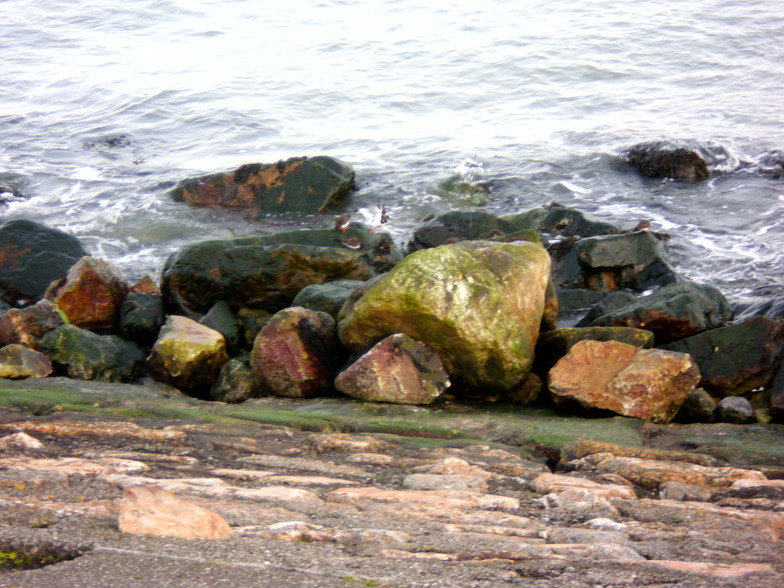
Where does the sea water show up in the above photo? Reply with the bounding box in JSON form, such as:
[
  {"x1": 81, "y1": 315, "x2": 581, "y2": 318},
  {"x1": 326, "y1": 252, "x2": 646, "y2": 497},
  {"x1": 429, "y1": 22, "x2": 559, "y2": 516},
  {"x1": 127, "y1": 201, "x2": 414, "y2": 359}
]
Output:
[{"x1": 1, "y1": 0, "x2": 782, "y2": 312}]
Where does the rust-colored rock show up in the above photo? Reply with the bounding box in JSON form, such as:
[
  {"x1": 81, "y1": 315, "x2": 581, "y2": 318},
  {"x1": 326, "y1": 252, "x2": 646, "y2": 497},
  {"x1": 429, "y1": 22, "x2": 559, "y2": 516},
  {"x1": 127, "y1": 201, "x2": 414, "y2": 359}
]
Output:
[
  {"x1": 0, "y1": 300, "x2": 64, "y2": 351},
  {"x1": 53, "y1": 256, "x2": 129, "y2": 329},
  {"x1": 548, "y1": 340, "x2": 700, "y2": 423},
  {"x1": 0, "y1": 343, "x2": 53, "y2": 378},
  {"x1": 130, "y1": 275, "x2": 160, "y2": 295}
]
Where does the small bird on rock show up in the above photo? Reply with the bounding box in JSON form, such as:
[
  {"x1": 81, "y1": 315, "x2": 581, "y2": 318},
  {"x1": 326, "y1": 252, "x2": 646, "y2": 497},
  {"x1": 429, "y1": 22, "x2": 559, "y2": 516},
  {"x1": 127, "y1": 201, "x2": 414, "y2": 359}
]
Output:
[{"x1": 334, "y1": 214, "x2": 351, "y2": 232}]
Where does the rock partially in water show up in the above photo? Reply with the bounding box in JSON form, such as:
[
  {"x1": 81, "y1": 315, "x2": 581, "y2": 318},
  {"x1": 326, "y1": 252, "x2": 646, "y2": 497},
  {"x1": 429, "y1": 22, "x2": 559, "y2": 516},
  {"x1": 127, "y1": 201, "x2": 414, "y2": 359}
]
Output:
[
  {"x1": 548, "y1": 340, "x2": 700, "y2": 423},
  {"x1": 588, "y1": 281, "x2": 733, "y2": 344},
  {"x1": 170, "y1": 155, "x2": 355, "y2": 215},
  {"x1": 52, "y1": 256, "x2": 129, "y2": 330},
  {"x1": 0, "y1": 300, "x2": 65, "y2": 351},
  {"x1": 147, "y1": 316, "x2": 228, "y2": 393},
  {"x1": 0, "y1": 219, "x2": 88, "y2": 303},
  {"x1": 251, "y1": 307, "x2": 344, "y2": 399},
  {"x1": 0, "y1": 344, "x2": 53, "y2": 379},
  {"x1": 622, "y1": 141, "x2": 710, "y2": 180},
  {"x1": 504, "y1": 203, "x2": 621, "y2": 238},
  {"x1": 408, "y1": 211, "x2": 518, "y2": 252},
  {"x1": 338, "y1": 240, "x2": 551, "y2": 394},
  {"x1": 335, "y1": 333, "x2": 449, "y2": 405},
  {"x1": 660, "y1": 316, "x2": 784, "y2": 397},
  {"x1": 41, "y1": 324, "x2": 146, "y2": 383}
]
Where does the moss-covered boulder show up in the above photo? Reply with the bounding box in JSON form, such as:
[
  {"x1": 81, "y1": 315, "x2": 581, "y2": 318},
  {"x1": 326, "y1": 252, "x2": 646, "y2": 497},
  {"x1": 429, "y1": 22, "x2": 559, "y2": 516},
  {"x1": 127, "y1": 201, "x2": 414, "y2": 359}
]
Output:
[
  {"x1": 0, "y1": 344, "x2": 53, "y2": 379},
  {"x1": 338, "y1": 240, "x2": 551, "y2": 394},
  {"x1": 161, "y1": 239, "x2": 378, "y2": 318},
  {"x1": 660, "y1": 316, "x2": 784, "y2": 397},
  {"x1": 170, "y1": 156, "x2": 355, "y2": 215},
  {"x1": 209, "y1": 357, "x2": 259, "y2": 403},
  {"x1": 0, "y1": 219, "x2": 88, "y2": 303},
  {"x1": 588, "y1": 281, "x2": 733, "y2": 344},
  {"x1": 147, "y1": 316, "x2": 229, "y2": 393},
  {"x1": 622, "y1": 141, "x2": 709, "y2": 180},
  {"x1": 40, "y1": 325, "x2": 146, "y2": 383},
  {"x1": 250, "y1": 307, "x2": 345, "y2": 398},
  {"x1": 52, "y1": 256, "x2": 129, "y2": 329}
]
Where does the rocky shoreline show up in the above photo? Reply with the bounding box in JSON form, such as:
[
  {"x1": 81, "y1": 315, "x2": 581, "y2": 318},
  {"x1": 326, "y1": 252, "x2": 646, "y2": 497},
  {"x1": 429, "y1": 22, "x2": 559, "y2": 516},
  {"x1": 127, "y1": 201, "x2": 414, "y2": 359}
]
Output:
[{"x1": 0, "y1": 142, "x2": 782, "y2": 585}]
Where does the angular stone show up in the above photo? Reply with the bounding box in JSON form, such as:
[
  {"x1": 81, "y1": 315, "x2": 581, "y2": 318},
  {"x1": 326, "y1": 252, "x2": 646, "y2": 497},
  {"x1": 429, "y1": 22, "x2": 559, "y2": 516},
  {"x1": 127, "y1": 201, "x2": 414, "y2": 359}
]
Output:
[
  {"x1": 147, "y1": 316, "x2": 229, "y2": 393},
  {"x1": 0, "y1": 344, "x2": 53, "y2": 379},
  {"x1": 119, "y1": 292, "x2": 165, "y2": 347},
  {"x1": 531, "y1": 473, "x2": 636, "y2": 499},
  {"x1": 0, "y1": 432, "x2": 45, "y2": 450},
  {"x1": 0, "y1": 219, "x2": 88, "y2": 303},
  {"x1": 40, "y1": 325, "x2": 146, "y2": 383},
  {"x1": 129, "y1": 275, "x2": 159, "y2": 295},
  {"x1": 403, "y1": 474, "x2": 489, "y2": 493},
  {"x1": 53, "y1": 256, "x2": 129, "y2": 329},
  {"x1": 291, "y1": 279, "x2": 365, "y2": 319},
  {"x1": 588, "y1": 281, "x2": 733, "y2": 344},
  {"x1": 0, "y1": 300, "x2": 65, "y2": 351},
  {"x1": 199, "y1": 300, "x2": 241, "y2": 352},
  {"x1": 117, "y1": 485, "x2": 232, "y2": 540},
  {"x1": 170, "y1": 155, "x2": 355, "y2": 215},
  {"x1": 335, "y1": 333, "x2": 449, "y2": 405},
  {"x1": 250, "y1": 307, "x2": 344, "y2": 398},
  {"x1": 208, "y1": 357, "x2": 259, "y2": 403},
  {"x1": 622, "y1": 141, "x2": 710, "y2": 180},
  {"x1": 338, "y1": 240, "x2": 551, "y2": 393},
  {"x1": 548, "y1": 340, "x2": 700, "y2": 423},
  {"x1": 660, "y1": 316, "x2": 784, "y2": 397}
]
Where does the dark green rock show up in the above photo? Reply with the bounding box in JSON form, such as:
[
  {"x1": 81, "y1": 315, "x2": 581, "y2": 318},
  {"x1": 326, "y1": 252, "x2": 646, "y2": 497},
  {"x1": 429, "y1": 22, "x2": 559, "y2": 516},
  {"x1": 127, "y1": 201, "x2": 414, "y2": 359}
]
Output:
[
  {"x1": 659, "y1": 316, "x2": 784, "y2": 397},
  {"x1": 622, "y1": 141, "x2": 709, "y2": 180},
  {"x1": 674, "y1": 388, "x2": 718, "y2": 423},
  {"x1": 589, "y1": 281, "x2": 733, "y2": 344},
  {"x1": 40, "y1": 325, "x2": 146, "y2": 383},
  {"x1": 533, "y1": 326, "x2": 654, "y2": 377},
  {"x1": 209, "y1": 357, "x2": 259, "y2": 403},
  {"x1": 170, "y1": 155, "x2": 355, "y2": 215},
  {"x1": 119, "y1": 292, "x2": 165, "y2": 348},
  {"x1": 199, "y1": 301, "x2": 241, "y2": 352},
  {"x1": 571, "y1": 290, "x2": 638, "y2": 327},
  {"x1": 408, "y1": 211, "x2": 518, "y2": 252},
  {"x1": 0, "y1": 219, "x2": 88, "y2": 302},
  {"x1": 291, "y1": 280, "x2": 365, "y2": 319},
  {"x1": 503, "y1": 204, "x2": 621, "y2": 238}
]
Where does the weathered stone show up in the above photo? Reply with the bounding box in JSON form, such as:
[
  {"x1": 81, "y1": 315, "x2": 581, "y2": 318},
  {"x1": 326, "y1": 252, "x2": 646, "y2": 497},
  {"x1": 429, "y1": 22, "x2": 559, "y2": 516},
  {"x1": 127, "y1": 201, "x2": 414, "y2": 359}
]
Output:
[
  {"x1": 291, "y1": 279, "x2": 365, "y2": 319},
  {"x1": 402, "y1": 474, "x2": 489, "y2": 493},
  {"x1": 658, "y1": 481, "x2": 714, "y2": 501},
  {"x1": 40, "y1": 325, "x2": 146, "y2": 383},
  {"x1": 236, "y1": 307, "x2": 272, "y2": 348},
  {"x1": 674, "y1": 388, "x2": 718, "y2": 423},
  {"x1": 171, "y1": 155, "x2": 355, "y2": 215},
  {"x1": 0, "y1": 219, "x2": 88, "y2": 303},
  {"x1": 0, "y1": 344, "x2": 52, "y2": 379},
  {"x1": 0, "y1": 432, "x2": 45, "y2": 450},
  {"x1": 622, "y1": 141, "x2": 710, "y2": 180},
  {"x1": 199, "y1": 300, "x2": 241, "y2": 352},
  {"x1": 560, "y1": 440, "x2": 723, "y2": 468},
  {"x1": 588, "y1": 281, "x2": 733, "y2": 344},
  {"x1": 534, "y1": 326, "x2": 654, "y2": 377},
  {"x1": 408, "y1": 211, "x2": 519, "y2": 251},
  {"x1": 309, "y1": 433, "x2": 396, "y2": 454},
  {"x1": 717, "y1": 396, "x2": 755, "y2": 424},
  {"x1": 0, "y1": 420, "x2": 186, "y2": 443},
  {"x1": 250, "y1": 307, "x2": 344, "y2": 398},
  {"x1": 161, "y1": 239, "x2": 376, "y2": 318},
  {"x1": 325, "y1": 487, "x2": 519, "y2": 510},
  {"x1": 129, "y1": 275, "x2": 160, "y2": 295},
  {"x1": 338, "y1": 240, "x2": 551, "y2": 393},
  {"x1": 0, "y1": 300, "x2": 65, "y2": 351},
  {"x1": 507, "y1": 372, "x2": 543, "y2": 405},
  {"x1": 335, "y1": 333, "x2": 449, "y2": 405},
  {"x1": 52, "y1": 256, "x2": 129, "y2": 329},
  {"x1": 504, "y1": 204, "x2": 621, "y2": 238},
  {"x1": 548, "y1": 340, "x2": 700, "y2": 423},
  {"x1": 117, "y1": 485, "x2": 232, "y2": 540},
  {"x1": 660, "y1": 316, "x2": 784, "y2": 397},
  {"x1": 531, "y1": 473, "x2": 637, "y2": 499},
  {"x1": 147, "y1": 316, "x2": 229, "y2": 393},
  {"x1": 119, "y1": 292, "x2": 165, "y2": 347},
  {"x1": 772, "y1": 365, "x2": 784, "y2": 423},
  {"x1": 208, "y1": 357, "x2": 259, "y2": 403}
]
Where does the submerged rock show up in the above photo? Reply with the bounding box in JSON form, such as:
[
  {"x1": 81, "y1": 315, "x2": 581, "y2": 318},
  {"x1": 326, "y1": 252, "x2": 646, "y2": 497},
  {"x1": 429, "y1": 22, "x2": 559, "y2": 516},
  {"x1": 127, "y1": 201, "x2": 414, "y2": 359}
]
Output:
[
  {"x1": 250, "y1": 307, "x2": 344, "y2": 398},
  {"x1": 548, "y1": 340, "x2": 700, "y2": 423},
  {"x1": 335, "y1": 333, "x2": 450, "y2": 405},
  {"x1": 338, "y1": 240, "x2": 551, "y2": 394},
  {"x1": 170, "y1": 155, "x2": 355, "y2": 215},
  {"x1": 622, "y1": 141, "x2": 710, "y2": 180},
  {"x1": 0, "y1": 219, "x2": 88, "y2": 303}
]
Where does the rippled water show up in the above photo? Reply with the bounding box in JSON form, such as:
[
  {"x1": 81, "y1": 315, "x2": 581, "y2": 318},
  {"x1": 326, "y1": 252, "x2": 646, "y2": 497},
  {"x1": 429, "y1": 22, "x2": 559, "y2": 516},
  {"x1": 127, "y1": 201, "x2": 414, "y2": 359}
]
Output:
[{"x1": 1, "y1": 0, "x2": 782, "y2": 311}]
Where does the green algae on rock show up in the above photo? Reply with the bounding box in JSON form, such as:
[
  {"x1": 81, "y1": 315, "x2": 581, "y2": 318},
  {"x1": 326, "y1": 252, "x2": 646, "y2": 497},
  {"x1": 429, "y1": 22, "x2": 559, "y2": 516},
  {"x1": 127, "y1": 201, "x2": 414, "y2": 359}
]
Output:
[{"x1": 338, "y1": 239, "x2": 551, "y2": 394}]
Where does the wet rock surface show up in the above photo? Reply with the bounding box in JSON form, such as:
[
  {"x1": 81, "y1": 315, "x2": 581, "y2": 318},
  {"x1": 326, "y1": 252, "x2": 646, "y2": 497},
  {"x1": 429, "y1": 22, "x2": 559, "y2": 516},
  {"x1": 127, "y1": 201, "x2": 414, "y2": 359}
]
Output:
[{"x1": 0, "y1": 378, "x2": 781, "y2": 587}]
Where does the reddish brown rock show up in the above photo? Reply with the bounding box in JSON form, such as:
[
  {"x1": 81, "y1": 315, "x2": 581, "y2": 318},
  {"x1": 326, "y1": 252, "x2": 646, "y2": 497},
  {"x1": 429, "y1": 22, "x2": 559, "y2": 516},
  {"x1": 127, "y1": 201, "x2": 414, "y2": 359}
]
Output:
[
  {"x1": 548, "y1": 340, "x2": 700, "y2": 423},
  {"x1": 250, "y1": 307, "x2": 344, "y2": 398},
  {"x1": 130, "y1": 275, "x2": 160, "y2": 295},
  {"x1": 53, "y1": 256, "x2": 129, "y2": 329},
  {"x1": 117, "y1": 485, "x2": 232, "y2": 540},
  {"x1": 0, "y1": 300, "x2": 65, "y2": 351},
  {"x1": 0, "y1": 343, "x2": 53, "y2": 378},
  {"x1": 334, "y1": 333, "x2": 450, "y2": 404},
  {"x1": 147, "y1": 315, "x2": 229, "y2": 393},
  {"x1": 532, "y1": 473, "x2": 637, "y2": 499}
]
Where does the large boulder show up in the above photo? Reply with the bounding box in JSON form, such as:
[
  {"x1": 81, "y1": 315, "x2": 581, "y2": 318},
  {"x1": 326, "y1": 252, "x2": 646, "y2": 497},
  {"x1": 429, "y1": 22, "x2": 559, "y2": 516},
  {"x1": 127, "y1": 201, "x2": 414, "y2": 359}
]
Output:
[
  {"x1": 622, "y1": 142, "x2": 710, "y2": 180},
  {"x1": 161, "y1": 238, "x2": 380, "y2": 318},
  {"x1": 0, "y1": 300, "x2": 65, "y2": 351},
  {"x1": 0, "y1": 344, "x2": 53, "y2": 379},
  {"x1": 52, "y1": 256, "x2": 129, "y2": 329},
  {"x1": 147, "y1": 316, "x2": 229, "y2": 393},
  {"x1": 40, "y1": 325, "x2": 146, "y2": 383},
  {"x1": 588, "y1": 281, "x2": 733, "y2": 344},
  {"x1": 170, "y1": 156, "x2": 355, "y2": 215},
  {"x1": 250, "y1": 307, "x2": 344, "y2": 398},
  {"x1": 338, "y1": 240, "x2": 551, "y2": 393},
  {"x1": 0, "y1": 219, "x2": 88, "y2": 303},
  {"x1": 660, "y1": 316, "x2": 784, "y2": 397},
  {"x1": 335, "y1": 333, "x2": 450, "y2": 404},
  {"x1": 548, "y1": 340, "x2": 700, "y2": 423}
]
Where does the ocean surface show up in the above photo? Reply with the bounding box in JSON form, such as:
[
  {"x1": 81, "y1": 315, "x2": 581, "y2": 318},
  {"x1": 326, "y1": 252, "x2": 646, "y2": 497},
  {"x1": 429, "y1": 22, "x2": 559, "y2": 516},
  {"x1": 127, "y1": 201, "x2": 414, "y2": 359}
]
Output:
[{"x1": 1, "y1": 0, "x2": 782, "y2": 314}]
